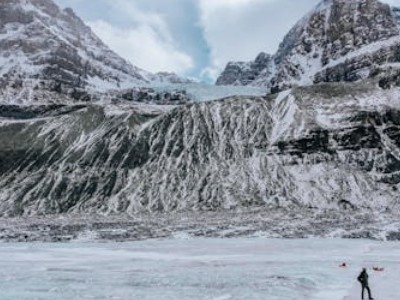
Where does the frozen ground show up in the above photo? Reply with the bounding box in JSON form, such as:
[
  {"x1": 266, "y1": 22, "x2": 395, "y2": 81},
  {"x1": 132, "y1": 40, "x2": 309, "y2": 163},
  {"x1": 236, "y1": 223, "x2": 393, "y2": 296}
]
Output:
[
  {"x1": 1, "y1": 209, "x2": 400, "y2": 242},
  {"x1": 0, "y1": 238, "x2": 399, "y2": 300}
]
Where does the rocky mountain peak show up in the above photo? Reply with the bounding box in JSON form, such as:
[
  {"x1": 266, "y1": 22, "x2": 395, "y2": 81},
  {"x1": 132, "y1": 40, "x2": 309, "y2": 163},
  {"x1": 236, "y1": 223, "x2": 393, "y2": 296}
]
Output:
[
  {"x1": 0, "y1": 0, "x2": 400, "y2": 235},
  {"x1": 217, "y1": 0, "x2": 400, "y2": 93},
  {"x1": 323, "y1": 0, "x2": 397, "y2": 60},
  {"x1": 25, "y1": 0, "x2": 61, "y2": 15},
  {"x1": 0, "y1": 0, "x2": 189, "y2": 103}
]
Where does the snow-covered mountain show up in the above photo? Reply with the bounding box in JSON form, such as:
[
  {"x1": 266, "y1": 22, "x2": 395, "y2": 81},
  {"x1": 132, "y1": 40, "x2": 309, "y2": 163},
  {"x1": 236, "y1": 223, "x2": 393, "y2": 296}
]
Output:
[
  {"x1": 217, "y1": 0, "x2": 400, "y2": 93},
  {"x1": 0, "y1": 79, "x2": 399, "y2": 216},
  {"x1": 0, "y1": 0, "x2": 399, "y2": 226},
  {"x1": 0, "y1": 0, "x2": 189, "y2": 103}
]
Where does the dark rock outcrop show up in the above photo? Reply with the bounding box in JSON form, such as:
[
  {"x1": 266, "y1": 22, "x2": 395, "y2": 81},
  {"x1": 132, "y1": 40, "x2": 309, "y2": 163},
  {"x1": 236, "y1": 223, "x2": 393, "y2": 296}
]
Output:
[
  {"x1": 216, "y1": 53, "x2": 272, "y2": 86},
  {"x1": 116, "y1": 88, "x2": 191, "y2": 105}
]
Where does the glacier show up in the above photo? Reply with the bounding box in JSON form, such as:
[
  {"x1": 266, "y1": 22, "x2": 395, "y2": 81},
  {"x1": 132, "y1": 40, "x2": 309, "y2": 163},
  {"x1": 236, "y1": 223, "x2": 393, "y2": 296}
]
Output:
[{"x1": 0, "y1": 238, "x2": 399, "y2": 300}]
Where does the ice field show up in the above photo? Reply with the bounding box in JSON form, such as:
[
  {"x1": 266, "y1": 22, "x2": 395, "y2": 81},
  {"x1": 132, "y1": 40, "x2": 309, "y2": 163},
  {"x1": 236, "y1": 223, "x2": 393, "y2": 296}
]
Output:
[
  {"x1": 0, "y1": 238, "x2": 399, "y2": 300},
  {"x1": 152, "y1": 83, "x2": 266, "y2": 101}
]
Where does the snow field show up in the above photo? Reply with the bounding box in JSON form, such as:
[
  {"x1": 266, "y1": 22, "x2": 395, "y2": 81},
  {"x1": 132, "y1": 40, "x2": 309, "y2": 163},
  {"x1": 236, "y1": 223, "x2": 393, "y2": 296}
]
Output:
[{"x1": 0, "y1": 238, "x2": 398, "y2": 300}]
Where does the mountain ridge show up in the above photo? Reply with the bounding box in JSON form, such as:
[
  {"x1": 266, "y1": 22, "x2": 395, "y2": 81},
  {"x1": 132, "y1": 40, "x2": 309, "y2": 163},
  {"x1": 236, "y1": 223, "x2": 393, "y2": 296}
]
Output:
[
  {"x1": 216, "y1": 0, "x2": 400, "y2": 93},
  {"x1": 0, "y1": 80, "x2": 399, "y2": 216},
  {"x1": 0, "y1": 0, "x2": 190, "y2": 103},
  {"x1": 0, "y1": 0, "x2": 399, "y2": 228}
]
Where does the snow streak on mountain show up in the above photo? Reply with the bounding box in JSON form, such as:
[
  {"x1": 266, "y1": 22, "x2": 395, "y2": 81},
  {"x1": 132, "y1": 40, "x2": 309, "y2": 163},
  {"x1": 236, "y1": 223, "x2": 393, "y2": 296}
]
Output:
[
  {"x1": 0, "y1": 0, "x2": 190, "y2": 104},
  {"x1": 0, "y1": 82, "x2": 399, "y2": 216},
  {"x1": 217, "y1": 0, "x2": 400, "y2": 93},
  {"x1": 0, "y1": 0, "x2": 399, "y2": 231}
]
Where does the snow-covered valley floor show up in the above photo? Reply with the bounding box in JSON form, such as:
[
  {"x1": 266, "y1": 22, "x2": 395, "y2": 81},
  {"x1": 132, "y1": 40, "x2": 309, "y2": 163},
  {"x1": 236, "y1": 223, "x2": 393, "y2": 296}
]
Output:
[{"x1": 0, "y1": 238, "x2": 399, "y2": 300}]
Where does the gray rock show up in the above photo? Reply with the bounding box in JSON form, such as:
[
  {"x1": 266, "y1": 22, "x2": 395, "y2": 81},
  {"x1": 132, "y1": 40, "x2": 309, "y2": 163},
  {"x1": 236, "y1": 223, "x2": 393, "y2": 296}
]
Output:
[
  {"x1": 0, "y1": 81, "x2": 399, "y2": 216},
  {"x1": 216, "y1": 53, "x2": 272, "y2": 86},
  {"x1": 0, "y1": 0, "x2": 189, "y2": 103},
  {"x1": 116, "y1": 87, "x2": 191, "y2": 105},
  {"x1": 217, "y1": 0, "x2": 400, "y2": 93}
]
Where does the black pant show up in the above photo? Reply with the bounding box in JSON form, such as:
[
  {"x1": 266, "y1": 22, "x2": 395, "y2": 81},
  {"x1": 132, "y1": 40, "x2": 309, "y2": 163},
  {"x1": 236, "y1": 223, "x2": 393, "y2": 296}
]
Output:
[{"x1": 361, "y1": 285, "x2": 372, "y2": 299}]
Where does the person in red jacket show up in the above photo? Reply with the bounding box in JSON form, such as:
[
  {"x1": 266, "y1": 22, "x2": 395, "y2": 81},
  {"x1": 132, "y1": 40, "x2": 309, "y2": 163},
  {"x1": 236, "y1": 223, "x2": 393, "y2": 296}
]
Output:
[{"x1": 357, "y1": 268, "x2": 374, "y2": 300}]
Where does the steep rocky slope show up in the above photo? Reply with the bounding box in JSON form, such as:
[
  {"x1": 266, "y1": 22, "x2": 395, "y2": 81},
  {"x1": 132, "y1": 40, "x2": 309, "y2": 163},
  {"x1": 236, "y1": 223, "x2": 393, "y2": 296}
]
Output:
[
  {"x1": 0, "y1": 0, "x2": 189, "y2": 103},
  {"x1": 217, "y1": 0, "x2": 400, "y2": 93},
  {"x1": 0, "y1": 80, "x2": 399, "y2": 216},
  {"x1": 0, "y1": 0, "x2": 399, "y2": 232}
]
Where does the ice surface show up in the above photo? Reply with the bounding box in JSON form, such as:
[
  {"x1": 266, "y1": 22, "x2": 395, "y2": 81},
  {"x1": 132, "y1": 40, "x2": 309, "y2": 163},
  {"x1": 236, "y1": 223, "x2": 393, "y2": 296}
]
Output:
[
  {"x1": 150, "y1": 83, "x2": 266, "y2": 102},
  {"x1": 0, "y1": 238, "x2": 399, "y2": 300}
]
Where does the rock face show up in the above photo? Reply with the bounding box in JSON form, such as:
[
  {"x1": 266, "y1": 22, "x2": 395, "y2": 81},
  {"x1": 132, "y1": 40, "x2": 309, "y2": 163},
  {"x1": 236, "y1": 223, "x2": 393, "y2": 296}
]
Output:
[
  {"x1": 216, "y1": 53, "x2": 273, "y2": 86},
  {"x1": 0, "y1": 0, "x2": 400, "y2": 219},
  {"x1": 217, "y1": 0, "x2": 400, "y2": 93},
  {"x1": 115, "y1": 88, "x2": 191, "y2": 105},
  {"x1": 0, "y1": 80, "x2": 399, "y2": 216},
  {"x1": 0, "y1": 0, "x2": 189, "y2": 103}
]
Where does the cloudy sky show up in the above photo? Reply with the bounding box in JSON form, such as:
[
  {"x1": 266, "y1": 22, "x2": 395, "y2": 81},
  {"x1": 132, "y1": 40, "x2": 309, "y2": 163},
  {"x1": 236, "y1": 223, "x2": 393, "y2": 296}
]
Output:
[{"x1": 54, "y1": 0, "x2": 400, "y2": 82}]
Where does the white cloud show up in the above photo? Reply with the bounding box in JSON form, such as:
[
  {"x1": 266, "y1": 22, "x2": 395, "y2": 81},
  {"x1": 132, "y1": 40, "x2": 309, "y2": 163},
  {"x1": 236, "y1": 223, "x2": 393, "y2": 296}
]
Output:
[
  {"x1": 88, "y1": 20, "x2": 193, "y2": 74},
  {"x1": 384, "y1": 0, "x2": 400, "y2": 5},
  {"x1": 111, "y1": 0, "x2": 173, "y2": 44},
  {"x1": 85, "y1": 0, "x2": 193, "y2": 75}
]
